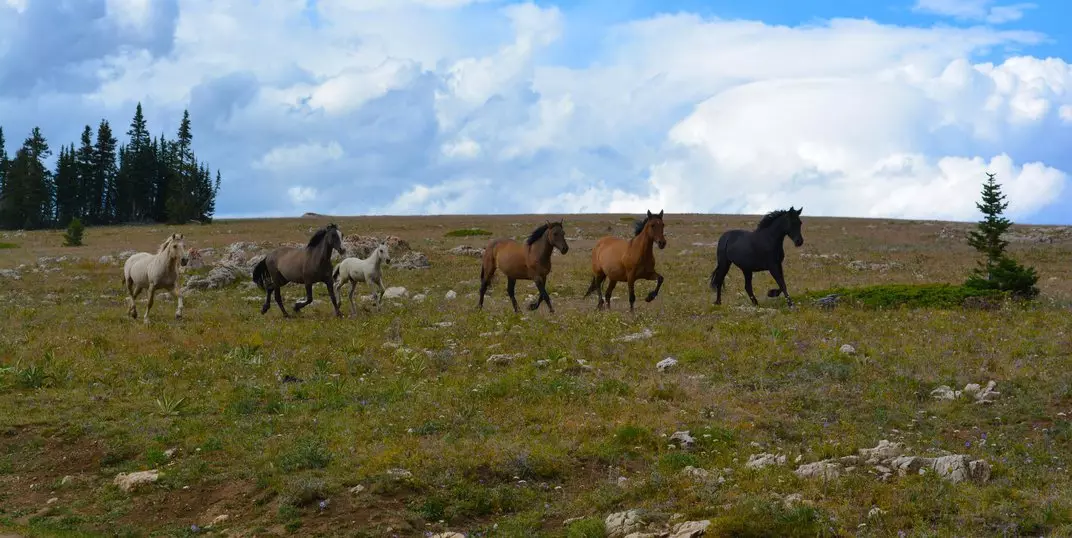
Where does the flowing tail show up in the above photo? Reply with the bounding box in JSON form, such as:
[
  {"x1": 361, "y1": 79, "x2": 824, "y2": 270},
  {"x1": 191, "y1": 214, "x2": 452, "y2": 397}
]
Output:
[
  {"x1": 252, "y1": 258, "x2": 269, "y2": 291},
  {"x1": 332, "y1": 264, "x2": 341, "y2": 284},
  {"x1": 583, "y1": 276, "x2": 601, "y2": 298},
  {"x1": 709, "y1": 269, "x2": 718, "y2": 290}
]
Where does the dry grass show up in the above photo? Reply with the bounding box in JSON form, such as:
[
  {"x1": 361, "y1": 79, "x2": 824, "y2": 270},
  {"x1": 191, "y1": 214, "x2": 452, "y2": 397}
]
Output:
[{"x1": 1, "y1": 213, "x2": 1072, "y2": 537}]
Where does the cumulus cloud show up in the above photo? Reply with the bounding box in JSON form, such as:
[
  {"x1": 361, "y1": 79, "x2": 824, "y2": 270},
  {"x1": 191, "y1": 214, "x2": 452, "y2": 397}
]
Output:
[{"x1": 0, "y1": 0, "x2": 1071, "y2": 223}]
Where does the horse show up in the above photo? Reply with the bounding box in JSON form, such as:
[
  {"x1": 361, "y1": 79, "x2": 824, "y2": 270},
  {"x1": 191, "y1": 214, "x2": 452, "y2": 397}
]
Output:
[
  {"x1": 123, "y1": 233, "x2": 190, "y2": 324},
  {"x1": 332, "y1": 241, "x2": 391, "y2": 316},
  {"x1": 709, "y1": 206, "x2": 805, "y2": 307},
  {"x1": 252, "y1": 223, "x2": 346, "y2": 318},
  {"x1": 478, "y1": 220, "x2": 569, "y2": 313},
  {"x1": 584, "y1": 209, "x2": 667, "y2": 312}
]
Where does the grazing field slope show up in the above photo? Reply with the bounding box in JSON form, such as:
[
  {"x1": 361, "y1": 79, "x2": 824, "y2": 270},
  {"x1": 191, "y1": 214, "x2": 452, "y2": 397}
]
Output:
[{"x1": 1, "y1": 213, "x2": 1072, "y2": 537}]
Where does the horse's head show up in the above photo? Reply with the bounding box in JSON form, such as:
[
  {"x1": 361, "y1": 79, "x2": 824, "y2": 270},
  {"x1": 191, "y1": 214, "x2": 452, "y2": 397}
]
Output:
[
  {"x1": 377, "y1": 241, "x2": 391, "y2": 265},
  {"x1": 645, "y1": 210, "x2": 667, "y2": 249},
  {"x1": 787, "y1": 206, "x2": 804, "y2": 247},
  {"x1": 168, "y1": 233, "x2": 190, "y2": 266},
  {"x1": 547, "y1": 221, "x2": 569, "y2": 254},
  {"x1": 327, "y1": 223, "x2": 345, "y2": 256}
]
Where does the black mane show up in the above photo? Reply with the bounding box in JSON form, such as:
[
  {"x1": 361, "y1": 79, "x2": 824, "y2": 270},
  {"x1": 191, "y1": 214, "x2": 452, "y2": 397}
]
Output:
[
  {"x1": 633, "y1": 215, "x2": 652, "y2": 236},
  {"x1": 526, "y1": 222, "x2": 560, "y2": 246},
  {"x1": 307, "y1": 223, "x2": 338, "y2": 249},
  {"x1": 756, "y1": 209, "x2": 791, "y2": 230}
]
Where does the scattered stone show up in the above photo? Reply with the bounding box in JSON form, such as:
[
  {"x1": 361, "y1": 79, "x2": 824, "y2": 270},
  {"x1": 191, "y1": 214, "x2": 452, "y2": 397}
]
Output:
[
  {"x1": 98, "y1": 255, "x2": 114, "y2": 264},
  {"x1": 60, "y1": 475, "x2": 73, "y2": 486},
  {"x1": 47, "y1": 497, "x2": 58, "y2": 504},
  {"x1": 670, "y1": 431, "x2": 695, "y2": 449},
  {"x1": 930, "y1": 385, "x2": 959, "y2": 400},
  {"x1": 782, "y1": 493, "x2": 803, "y2": 508},
  {"x1": 0, "y1": 269, "x2": 20, "y2": 280},
  {"x1": 794, "y1": 461, "x2": 842, "y2": 481},
  {"x1": 431, "y1": 533, "x2": 466, "y2": 538},
  {"x1": 209, "y1": 515, "x2": 229, "y2": 527},
  {"x1": 113, "y1": 470, "x2": 160, "y2": 492},
  {"x1": 746, "y1": 453, "x2": 787, "y2": 469},
  {"x1": 847, "y1": 260, "x2": 903, "y2": 272},
  {"x1": 931, "y1": 381, "x2": 1000, "y2": 404},
  {"x1": 412, "y1": 293, "x2": 427, "y2": 302},
  {"x1": 445, "y1": 290, "x2": 458, "y2": 300},
  {"x1": 605, "y1": 509, "x2": 646, "y2": 538},
  {"x1": 794, "y1": 440, "x2": 990, "y2": 485},
  {"x1": 614, "y1": 328, "x2": 653, "y2": 343},
  {"x1": 349, "y1": 484, "x2": 365, "y2": 495},
  {"x1": 487, "y1": 353, "x2": 523, "y2": 366},
  {"x1": 535, "y1": 359, "x2": 551, "y2": 368},
  {"x1": 164, "y1": 448, "x2": 178, "y2": 459},
  {"x1": 343, "y1": 235, "x2": 411, "y2": 258},
  {"x1": 382, "y1": 286, "x2": 409, "y2": 299},
  {"x1": 814, "y1": 293, "x2": 840, "y2": 309},
  {"x1": 670, "y1": 520, "x2": 711, "y2": 538},
  {"x1": 386, "y1": 468, "x2": 412, "y2": 480},
  {"x1": 395, "y1": 251, "x2": 431, "y2": 270},
  {"x1": 868, "y1": 507, "x2": 886, "y2": 519},
  {"x1": 839, "y1": 344, "x2": 856, "y2": 355},
  {"x1": 183, "y1": 262, "x2": 248, "y2": 292},
  {"x1": 656, "y1": 357, "x2": 678, "y2": 372},
  {"x1": 448, "y1": 245, "x2": 485, "y2": 257}
]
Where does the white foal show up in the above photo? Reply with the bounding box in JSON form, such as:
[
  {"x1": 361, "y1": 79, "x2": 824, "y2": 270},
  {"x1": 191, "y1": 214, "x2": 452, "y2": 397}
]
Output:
[
  {"x1": 332, "y1": 242, "x2": 391, "y2": 316},
  {"x1": 123, "y1": 233, "x2": 190, "y2": 324}
]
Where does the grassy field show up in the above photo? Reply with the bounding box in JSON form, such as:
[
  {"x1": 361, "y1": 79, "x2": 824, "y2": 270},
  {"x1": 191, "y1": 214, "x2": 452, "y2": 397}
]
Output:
[{"x1": 1, "y1": 213, "x2": 1071, "y2": 537}]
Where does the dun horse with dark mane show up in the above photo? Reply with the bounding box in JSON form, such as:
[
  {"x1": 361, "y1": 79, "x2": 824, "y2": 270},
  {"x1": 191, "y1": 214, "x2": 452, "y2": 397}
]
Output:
[
  {"x1": 710, "y1": 207, "x2": 805, "y2": 307},
  {"x1": 478, "y1": 221, "x2": 569, "y2": 313},
  {"x1": 584, "y1": 210, "x2": 667, "y2": 312},
  {"x1": 253, "y1": 223, "x2": 346, "y2": 317}
]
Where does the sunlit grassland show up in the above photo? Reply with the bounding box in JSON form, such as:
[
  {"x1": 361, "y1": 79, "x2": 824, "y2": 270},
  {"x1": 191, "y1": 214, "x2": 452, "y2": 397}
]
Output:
[{"x1": 1, "y1": 214, "x2": 1071, "y2": 537}]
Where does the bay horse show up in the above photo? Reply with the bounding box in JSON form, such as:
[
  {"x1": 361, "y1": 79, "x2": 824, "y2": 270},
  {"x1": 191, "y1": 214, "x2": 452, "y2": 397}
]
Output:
[
  {"x1": 123, "y1": 233, "x2": 189, "y2": 324},
  {"x1": 478, "y1": 221, "x2": 569, "y2": 313},
  {"x1": 252, "y1": 223, "x2": 345, "y2": 318},
  {"x1": 584, "y1": 210, "x2": 667, "y2": 312},
  {"x1": 710, "y1": 206, "x2": 805, "y2": 307},
  {"x1": 332, "y1": 241, "x2": 391, "y2": 316}
]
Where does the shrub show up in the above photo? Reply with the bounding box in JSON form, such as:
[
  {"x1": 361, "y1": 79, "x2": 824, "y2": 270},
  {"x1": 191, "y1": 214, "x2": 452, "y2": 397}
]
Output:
[
  {"x1": 806, "y1": 284, "x2": 1003, "y2": 309},
  {"x1": 965, "y1": 172, "x2": 1039, "y2": 298},
  {"x1": 444, "y1": 228, "x2": 492, "y2": 237},
  {"x1": 63, "y1": 217, "x2": 84, "y2": 247}
]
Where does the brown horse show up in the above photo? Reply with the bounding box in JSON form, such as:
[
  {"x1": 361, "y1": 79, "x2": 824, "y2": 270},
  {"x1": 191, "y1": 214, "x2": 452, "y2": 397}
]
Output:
[
  {"x1": 478, "y1": 221, "x2": 569, "y2": 313},
  {"x1": 584, "y1": 210, "x2": 667, "y2": 312},
  {"x1": 252, "y1": 223, "x2": 346, "y2": 318}
]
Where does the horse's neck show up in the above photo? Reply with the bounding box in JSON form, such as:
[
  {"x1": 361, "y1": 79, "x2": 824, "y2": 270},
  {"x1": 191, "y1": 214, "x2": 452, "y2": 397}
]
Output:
[
  {"x1": 370, "y1": 252, "x2": 383, "y2": 270},
  {"x1": 530, "y1": 235, "x2": 554, "y2": 263},
  {"x1": 629, "y1": 228, "x2": 654, "y2": 254},
  {"x1": 311, "y1": 243, "x2": 333, "y2": 263},
  {"x1": 759, "y1": 222, "x2": 789, "y2": 245}
]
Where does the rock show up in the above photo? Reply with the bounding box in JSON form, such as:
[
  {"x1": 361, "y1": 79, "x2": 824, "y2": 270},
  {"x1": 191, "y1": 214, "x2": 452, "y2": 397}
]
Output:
[
  {"x1": 386, "y1": 468, "x2": 412, "y2": 480},
  {"x1": 448, "y1": 245, "x2": 485, "y2": 258},
  {"x1": 614, "y1": 328, "x2": 653, "y2": 343},
  {"x1": 47, "y1": 497, "x2": 58, "y2": 504},
  {"x1": 98, "y1": 255, "x2": 114, "y2": 264},
  {"x1": 867, "y1": 507, "x2": 886, "y2": 519},
  {"x1": 118, "y1": 250, "x2": 136, "y2": 260},
  {"x1": 413, "y1": 293, "x2": 427, "y2": 302},
  {"x1": 487, "y1": 353, "x2": 522, "y2": 365},
  {"x1": 847, "y1": 260, "x2": 902, "y2": 272},
  {"x1": 183, "y1": 262, "x2": 247, "y2": 291},
  {"x1": 60, "y1": 475, "x2": 73, "y2": 486},
  {"x1": 782, "y1": 493, "x2": 803, "y2": 508},
  {"x1": 383, "y1": 286, "x2": 409, "y2": 299},
  {"x1": 858, "y1": 440, "x2": 903, "y2": 463},
  {"x1": 164, "y1": 448, "x2": 178, "y2": 459},
  {"x1": 670, "y1": 431, "x2": 695, "y2": 449},
  {"x1": 656, "y1": 357, "x2": 678, "y2": 372},
  {"x1": 535, "y1": 359, "x2": 551, "y2": 368},
  {"x1": 344, "y1": 235, "x2": 411, "y2": 258},
  {"x1": 0, "y1": 269, "x2": 20, "y2": 280},
  {"x1": 929, "y1": 455, "x2": 990, "y2": 484},
  {"x1": 113, "y1": 470, "x2": 160, "y2": 492},
  {"x1": 605, "y1": 509, "x2": 646, "y2": 538},
  {"x1": 814, "y1": 293, "x2": 840, "y2": 309},
  {"x1": 794, "y1": 462, "x2": 841, "y2": 480},
  {"x1": 746, "y1": 453, "x2": 786, "y2": 469},
  {"x1": 839, "y1": 344, "x2": 856, "y2": 355},
  {"x1": 967, "y1": 380, "x2": 1000, "y2": 404},
  {"x1": 209, "y1": 514, "x2": 229, "y2": 527},
  {"x1": 680, "y1": 466, "x2": 713, "y2": 483},
  {"x1": 431, "y1": 533, "x2": 466, "y2": 538},
  {"x1": 445, "y1": 290, "x2": 457, "y2": 300},
  {"x1": 930, "y1": 385, "x2": 960, "y2": 400},
  {"x1": 931, "y1": 381, "x2": 999, "y2": 403},
  {"x1": 349, "y1": 484, "x2": 365, "y2": 495},
  {"x1": 395, "y1": 251, "x2": 430, "y2": 270},
  {"x1": 670, "y1": 520, "x2": 711, "y2": 538}
]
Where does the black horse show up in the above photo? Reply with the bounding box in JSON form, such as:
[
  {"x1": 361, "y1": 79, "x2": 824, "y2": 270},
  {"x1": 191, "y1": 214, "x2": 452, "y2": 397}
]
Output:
[{"x1": 710, "y1": 207, "x2": 805, "y2": 307}]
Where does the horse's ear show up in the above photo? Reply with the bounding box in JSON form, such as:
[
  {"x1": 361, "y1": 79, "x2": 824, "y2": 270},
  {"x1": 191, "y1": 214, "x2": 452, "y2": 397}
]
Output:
[
  {"x1": 797, "y1": 206, "x2": 803, "y2": 215},
  {"x1": 658, "y1": 209, "x2": 664, "y2": 218},
  {"x1": 647, "y1": 210, "x2": 652, "y2": 218}
]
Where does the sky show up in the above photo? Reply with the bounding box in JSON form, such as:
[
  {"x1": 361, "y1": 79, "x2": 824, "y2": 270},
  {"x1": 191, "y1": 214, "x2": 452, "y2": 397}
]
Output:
[{"x1": 1, "y1": 0, "x2": 1071, "y2": 224}]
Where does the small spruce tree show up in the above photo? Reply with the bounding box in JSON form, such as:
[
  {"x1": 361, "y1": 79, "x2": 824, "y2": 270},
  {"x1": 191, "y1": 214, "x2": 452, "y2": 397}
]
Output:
[
  {"x1": 63, "y1": 217, "x2": 85, "y2": 247},
  {"x1": 965, "y1": 172, "x2": 1039, "y2": 298}
]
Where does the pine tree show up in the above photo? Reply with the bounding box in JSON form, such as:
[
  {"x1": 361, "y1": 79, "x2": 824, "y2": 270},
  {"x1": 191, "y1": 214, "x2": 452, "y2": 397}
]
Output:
[
  {"x1": 54, "y1": 144, "x2": 80, "y2": 226},
  {"x1": 965, "y1": 172, "x2": 1040, "y2": 298},
  {"x1": 120, "y1": 103, "x2": 154, "y2": 221},
  {"x1": 0, "y1": 126, "x2": 16, "y2": 228},
  {"x1": 167, "y1": 110, "x2": 198, "y2": 223},
  {"x1": 4, "y1": 127, "x2": 54, "y2": 229},
  {"x1": 0, "y1": 126, "x2": 7, "y2": 195},
  {"x1": 75, "y1": 126, "x2": 98, "y2": 222},
  {"x1": 94, "y1": 120, "x2": 119, "y2": 223}
]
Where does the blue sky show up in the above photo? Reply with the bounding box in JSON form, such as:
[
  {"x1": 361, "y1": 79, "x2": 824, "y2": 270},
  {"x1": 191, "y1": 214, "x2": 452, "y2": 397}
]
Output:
[{"x1": 1, "y1": 0, "x2": 1071, "y2": 223}]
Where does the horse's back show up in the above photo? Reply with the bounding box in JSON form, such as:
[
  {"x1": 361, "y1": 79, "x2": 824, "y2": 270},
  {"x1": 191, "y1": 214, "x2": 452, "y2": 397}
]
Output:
[{"x1": 123, "y1": 252, "x2": 152, "y2": 279}]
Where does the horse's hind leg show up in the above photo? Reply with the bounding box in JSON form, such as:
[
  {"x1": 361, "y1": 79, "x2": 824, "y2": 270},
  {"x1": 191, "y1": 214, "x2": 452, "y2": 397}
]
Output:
[
  {"x1": 712, "y1": 262, "x2": 730, "y2": 305},
  {"x1": 171, "y1": 284, "x2": 184, "y2": 319},
  {"x1": 768, "y1": 264, "x2": 793, "y2": 307},
  {"x1": 261, "y1": 285, "x2": 273, "y2": 315},
  {"x1": 324, "y1": 279, "x2": 343, "y2": 318},
  {"x1": 585, "y1": 273, "x2": 606, "y2": 309},
  {"x1": 294, "y1": 284, "x2": 313, "y2": 312},
  {"x1": 644, "y1": 271, "x2": 664, "y2": 303},
  {"x1": 347, "y1": 281, "x2": 358, "y2": 316},
  {"x1": 371, "y1": 276, "x2": 385, "y2": 307},
  {"x1": 506, "y1": 278, "x2": 520, "y2": 313},
  {"x1": 143, "y1": 284, "x2": 157, "y2": 325},
  {"x1": 127, "y1": 278, "x2": 140, "y2": 319},
  {"x1": 273, "y1": 287, "x2": 289, "y2": 317},
  {"x1": 530, "y1": 276, "x2": 553, "y2": 313},
  {"x1": 478, "y1": 265, "x2": 495, "y2": 309},
  {"x1": 742, "y1": 270, "x2": 759, "y2": 306},
  {"x1": 603, "y1": 280, "x2": 617, "y2": 310}
]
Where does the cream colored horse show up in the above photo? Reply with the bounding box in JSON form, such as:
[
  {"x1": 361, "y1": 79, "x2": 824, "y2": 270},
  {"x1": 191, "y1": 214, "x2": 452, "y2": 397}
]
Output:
[{"x1": 123, "y1": 233, "x2": 190, "y2": 324}]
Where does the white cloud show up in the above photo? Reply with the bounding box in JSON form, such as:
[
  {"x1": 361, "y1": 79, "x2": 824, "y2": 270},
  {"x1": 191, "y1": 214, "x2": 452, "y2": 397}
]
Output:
[
  {"x1": 372, "y1": 178, "x2": 493, "y2": 215},
  {"x1": 254, "y1": 141, "x2": 344, "y2": 171},
  {"x1": 1061, "y1": 105, "x2": 1072, "y2": 123},
  {"x1": 288, "y1": 186, "x2": 319, "y2": 205},
  {"x1": 441, "y1": 138, "x2": 481, "y2": 159},
  {"x1": 912, "y1": 0, "x2": 1037, "y2": 24},
  {"x1": 106, "y1": 0, "x2": 152, "y2": 31}
]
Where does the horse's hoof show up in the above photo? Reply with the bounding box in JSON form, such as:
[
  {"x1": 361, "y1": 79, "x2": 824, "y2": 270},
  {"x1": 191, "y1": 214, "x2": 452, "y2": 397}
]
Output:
[
  {"x1": 645, "y1": 294, "x2": 657, "y2": 302},
  {"x1": 528, "y1": 303, "x2": 539, "y2": 311}
]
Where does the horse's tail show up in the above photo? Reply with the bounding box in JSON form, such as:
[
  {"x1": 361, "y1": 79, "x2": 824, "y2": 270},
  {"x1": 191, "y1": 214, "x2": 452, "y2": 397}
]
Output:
[
  {"x1": 332, "y1": 263, "x2": 341, "y2": 284},
  {"x1": 709, "y1": 269, "x2": 718, "y2": 290},
  {"x1": 583, "y1": 276, "x2": 601, "y2": 298},
  {"x1": 480, "y1": 240, "x2": 500, "y2": 283},
  {"x1": 252, "y1": 258, "x2": 269, "y2": 291}
]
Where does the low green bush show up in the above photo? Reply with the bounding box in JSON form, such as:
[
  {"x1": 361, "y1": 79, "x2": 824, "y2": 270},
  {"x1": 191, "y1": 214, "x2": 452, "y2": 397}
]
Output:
[{"x1": 806, "y1": 283, "x2": 1004, "y2": 309}]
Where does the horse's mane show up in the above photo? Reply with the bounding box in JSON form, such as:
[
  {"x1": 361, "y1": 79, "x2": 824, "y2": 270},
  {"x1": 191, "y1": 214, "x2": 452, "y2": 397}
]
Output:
[
  {"x1": 526, "y1": 222, "x2": 560, "y2": 246},
  {"x1": 756, "y1": 209, "x2": 791, "y2": 230},
  {"x1": 633, "y1": 214, "x2": 659, "y2": 237},
  {"x1": 156, "y1": 237, "x2": 173, "y2": 253},
  {"x1": 307, "y1": 224, "x2": 338, "y2": 249}
]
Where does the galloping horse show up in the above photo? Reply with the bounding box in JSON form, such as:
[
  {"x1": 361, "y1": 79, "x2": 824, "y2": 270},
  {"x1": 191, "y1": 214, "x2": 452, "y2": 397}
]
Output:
[
  {"x1": 123, "y1": 233, "x2": 190, "y2": 324},
  {"x1": 584, "y1": 210, "x2": 667, "y2": 312},
  {"x1": 478, "y1": 221, "x2": 569, "y2": 313},
  {"x1": 253, "y1": 223, "x2": 346, "y2": 318},
  {"x1": 333, "y1": 241, "x2": 391, "y2": 316},
  {"x1": 710, "y1": 207, "x2": 805, "y2": 307}
]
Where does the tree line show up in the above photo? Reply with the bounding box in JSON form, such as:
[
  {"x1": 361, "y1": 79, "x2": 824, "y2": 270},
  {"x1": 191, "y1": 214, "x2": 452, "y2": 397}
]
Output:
[{"x1": 0, "y1": 104, "x2": 221, "y2": 230}]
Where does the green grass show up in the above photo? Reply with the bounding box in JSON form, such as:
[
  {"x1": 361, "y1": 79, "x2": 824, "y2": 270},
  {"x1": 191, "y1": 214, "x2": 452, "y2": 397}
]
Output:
[
  {"x1": 444, "y1": 228, "x2": 493, "y2": 237},
  {"x1": 1, "y1": 214, "x2": 1072, "y2": 537},
  {"x1": 0, "y1": 242, "x2": 17, "y2": 249},
  {"x1": 805, "y1": 283, "x2": 1005, "y2": 308}
]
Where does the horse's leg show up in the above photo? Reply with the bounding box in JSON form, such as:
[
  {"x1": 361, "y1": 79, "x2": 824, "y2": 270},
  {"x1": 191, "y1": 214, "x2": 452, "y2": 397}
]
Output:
[
  {"x1": 172, "y1": 283, "x2": 184, "y2": 319},
  {"x1": 627, "y1": 274, "x2": 638, "y2": 313},
  {"x1": 506, "y1": 278, "x2": 520, "y2": 313},
  {"x1": 530, "y1": 276, "x2": 553, "y2": 313},
  {"x1": 769, "y1": 264, "x2": 794, "y2": 307},
  {"x1": 372, "y1": 276, "x2": 385, "y2": 306},
  {"x1": 644, "y1": 271, "x2": 664, "y2": 302},
  {"x1": 713, "y1": 262, "x2": 730, "y2": 305},
  {"x1": 143, "y1": 284, "x2": 157, "y2": 325},
  {"x1": 294, "y1": 283, "x2": 313, "y2": 312},
  {"x1": 586, "y1": 273, "x2": 606, "y2": 309},
  {"x1": 325, "y1": 279, "x2": 342, "y2": 318},
  {"x1": 273, "y1": 286, "x2": 290, "y2": 317},
  {"x1": 127, "y1": 278, "x2": 140, "y2": 319},
  {"x1": 348, "y1": 281, "x2": 358, "y2": 316},
  {"x1": 604, "y1": 280, "x2": 617, "y2": 310},
  {"x1": 742, "y1": 270, "x2": 759, "y2": 306},
  {"x1": 262, "y1": 285, "x2": 273, "y2": 314},
  {"x1": 478, "y1": 266, "x2": 495, "y2": 309}
]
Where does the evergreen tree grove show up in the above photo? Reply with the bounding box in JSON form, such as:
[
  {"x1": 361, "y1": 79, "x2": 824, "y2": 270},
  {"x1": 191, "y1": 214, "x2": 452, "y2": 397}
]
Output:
[
  {"x1": 0, "y1": 105, "x2": 222, "y2": 229},
  {"x1": 965, "y1": 172, "x2": 1040, "y2": 299}
]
